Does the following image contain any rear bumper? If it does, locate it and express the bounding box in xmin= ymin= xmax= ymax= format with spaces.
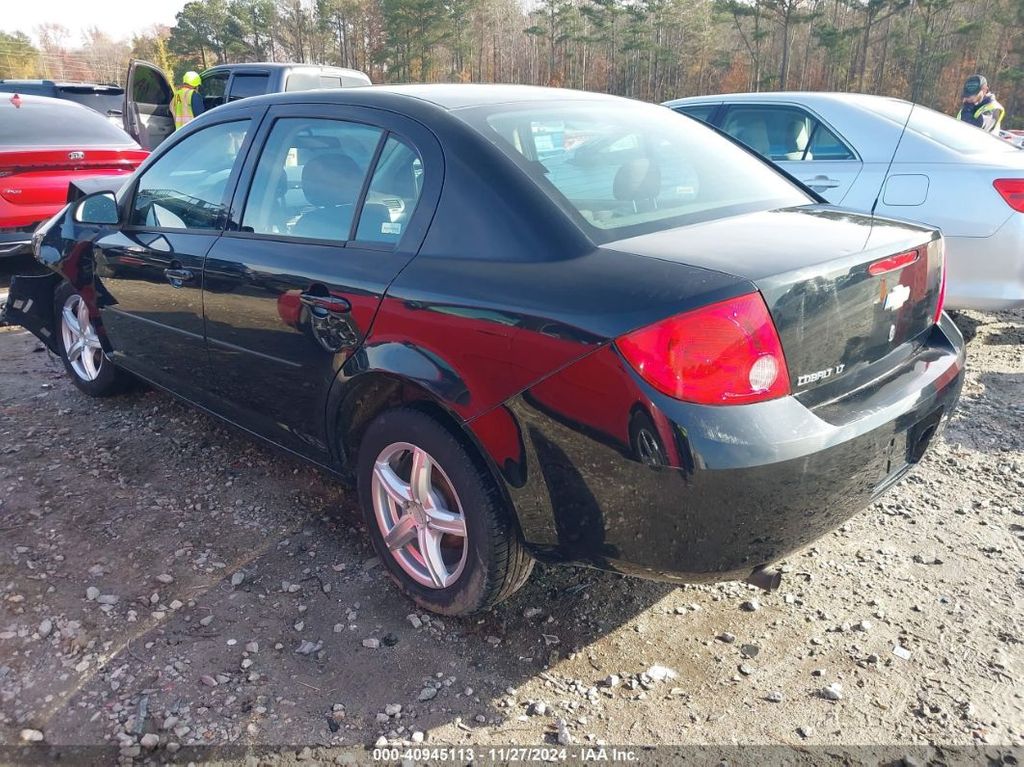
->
xmin=944 ymin=213 xmax=1024 ymax=310
xmin=493 ymin=315 xmax=965 ymax=583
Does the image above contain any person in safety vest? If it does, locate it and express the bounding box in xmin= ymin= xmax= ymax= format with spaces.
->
xmin=171 ymin=71 xmax=204 ymax=130
xmin=956 ymin=74 xmax=1005 ymax=134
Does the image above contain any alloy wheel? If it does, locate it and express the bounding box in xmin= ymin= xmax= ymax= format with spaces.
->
xmin=60 ymin=293 xmax=104 ymax=382
xmin=636 ymin=427 xmax=666 ymax=467
xmin=370 ymin=441 xmax=469 ymax=589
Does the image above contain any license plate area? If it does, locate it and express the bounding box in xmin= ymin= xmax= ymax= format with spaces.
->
xmin=871 ymin=406 xmax=944 ymax=497
xmin=906 ymin=407 xmax=944 ymax=464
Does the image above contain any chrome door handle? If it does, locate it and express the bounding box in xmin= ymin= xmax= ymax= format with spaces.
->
xmin=300 ymin=293 xmax=351 ymax=314
xmin=164 ymin=268 xmax=194 ymax=286
xmin=802 ymin=175 xmax=841 ymax=189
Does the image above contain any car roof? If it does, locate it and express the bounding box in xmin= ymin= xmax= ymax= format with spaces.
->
xmin=664 ymin=91 xmax=911 ymax=110
xmin=204 ymin=62 xmax=366 ymax=75
xmin=217 ymin=83 xmax=627 ymax=113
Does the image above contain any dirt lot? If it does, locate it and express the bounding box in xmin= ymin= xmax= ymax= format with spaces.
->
xmin=1 ymin=254 xmax=1023 ymax=758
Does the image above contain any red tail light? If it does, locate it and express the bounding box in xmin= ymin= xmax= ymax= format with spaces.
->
xmin=616 ymin=292 xmax=790 ymax=405
xmin=994 ymin=179 xmax=1024 ymax=212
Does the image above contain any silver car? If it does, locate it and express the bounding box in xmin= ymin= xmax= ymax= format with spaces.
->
xmin=664 ymin=92 xmax=1024 ymax=310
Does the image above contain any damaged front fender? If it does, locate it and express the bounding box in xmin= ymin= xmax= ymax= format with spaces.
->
xmin=1 ymin=272 xmax=62 ymax=353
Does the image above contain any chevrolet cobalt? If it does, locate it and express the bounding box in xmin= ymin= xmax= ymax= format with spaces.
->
xmin=3 ymin=85 xmax=964 ymax=615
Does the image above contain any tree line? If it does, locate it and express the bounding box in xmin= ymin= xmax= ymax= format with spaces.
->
xmin=1 ymin=0 xmax=1021 ymax=126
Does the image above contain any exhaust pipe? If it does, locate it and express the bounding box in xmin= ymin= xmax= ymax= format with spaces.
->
xmin=745 ymin=567 xmax=782 ymax=592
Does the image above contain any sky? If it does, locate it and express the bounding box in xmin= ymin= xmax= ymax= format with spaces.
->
xmin=3 ymin=0 xmax=188 ymax=45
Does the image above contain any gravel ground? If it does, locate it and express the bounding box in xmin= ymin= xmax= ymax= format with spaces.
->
xmin=1 ymin=255 xmax=1022 ymax=757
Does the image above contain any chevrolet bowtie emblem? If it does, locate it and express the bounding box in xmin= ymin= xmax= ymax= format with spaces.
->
xmin=884 ymin=283 xmax=910 ymax=312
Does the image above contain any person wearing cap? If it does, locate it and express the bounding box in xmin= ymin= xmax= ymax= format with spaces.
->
xmin=956 ymin=75 xmax=1005 ymax=134
xmin=171 ymin=71 xmax=205 ymax=130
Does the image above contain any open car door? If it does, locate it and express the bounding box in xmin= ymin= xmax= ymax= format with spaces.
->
xmin=124 ymin=59 xmax=174 ymax=151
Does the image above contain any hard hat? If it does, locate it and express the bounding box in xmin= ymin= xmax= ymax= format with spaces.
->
xmin=183 ymin=71 xmax=202 ymax=88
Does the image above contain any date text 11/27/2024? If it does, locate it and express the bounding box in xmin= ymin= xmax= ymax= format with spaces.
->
xmin=371 ymin=747 xmax=639 ymax=762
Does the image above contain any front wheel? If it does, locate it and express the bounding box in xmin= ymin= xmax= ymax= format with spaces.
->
xmin=55 ymin=283 xmax=129 ymax=397
xmin=357 ymin=408 xmax=533 ymax=616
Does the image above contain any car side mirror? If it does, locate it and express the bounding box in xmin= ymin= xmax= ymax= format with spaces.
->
xmin=73 ymin=191 xmax=120 ymax=226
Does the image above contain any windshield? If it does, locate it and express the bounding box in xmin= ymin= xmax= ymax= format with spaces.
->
xmin=905 ymin=104 xmax=1016 ymax=154
xmin=458 ymin=100 xmax=811 ymax=241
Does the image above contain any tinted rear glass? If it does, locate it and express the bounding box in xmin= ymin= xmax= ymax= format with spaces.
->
xmin=460 ymin=100 xmax=810 ymax=241
xmin=0 ymin=99 xmax=133 ymax=146
xmin=0 ymin=83 xmax=54 ymax=97
xmin=229 ymin=74 xmax=269 ymax=100
xmin=57 ymin=88 xmax=123 ymax=116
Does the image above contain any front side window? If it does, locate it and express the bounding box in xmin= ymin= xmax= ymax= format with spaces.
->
xmin=131 ymin=64 xmax=171 ymax=107
xmin=199 ymin=73 xmax=228 ymax=110
xmin=462 ymin=100 xmax=809 ymax=240
xmin=129 ymin=119 xmax=250 ymax=230
xmin=241 ymin=117 xmax=382 ymax=242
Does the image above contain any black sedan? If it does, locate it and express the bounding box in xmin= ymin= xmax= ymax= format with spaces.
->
xmin=2 ymin=85 xmax=964 ymax=616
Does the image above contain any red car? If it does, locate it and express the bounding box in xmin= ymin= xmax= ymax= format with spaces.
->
xmin=0 ymin=93 xmax=148 ymax=257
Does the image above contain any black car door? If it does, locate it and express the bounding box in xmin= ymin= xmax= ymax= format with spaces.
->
xmin=201 ymin=104 xmax=442 ymax=462
xmin=94 ymin=108 xmax=263 ymax=400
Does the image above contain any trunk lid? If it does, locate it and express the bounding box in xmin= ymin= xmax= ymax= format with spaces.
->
xmin=0 ymin=148 xmax=146 ymax=208
xmin=605 ymin=205 xmax=943 ymax=397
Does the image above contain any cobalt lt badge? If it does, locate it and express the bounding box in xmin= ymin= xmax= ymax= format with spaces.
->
xmin=68 ymin=151 xmax=85 ymax=160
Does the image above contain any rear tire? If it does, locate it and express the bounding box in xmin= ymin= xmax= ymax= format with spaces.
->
xmin=357 ymin=407 xmax=533 ymax=616
xmin=54 ymin=282 xmax=129 ymax=397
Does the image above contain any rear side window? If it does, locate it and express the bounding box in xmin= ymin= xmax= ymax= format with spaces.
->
xmin=320 ymin=76 xmax=343 ymax=88
xmin=673 ymin=105 xmax=716 ymax=123
xmin=241 ymin=117 xmax=382 ymax=242
xmin=355 ymin=135 xmax=423 ymax=244
xmin=466 ymin=101 xmax=808 ymax=239
xmin=720 ymin=106 xmax=854 ymax=161
xmin=130 ymin=120 xmax=250 ymax=230
xmin=0 ymin=99 xmax=133 ymax=146
xmin=286 ymin=72 xmax=319 ymax=91
xmin=228 ymin=74 xmax=269 ymax=101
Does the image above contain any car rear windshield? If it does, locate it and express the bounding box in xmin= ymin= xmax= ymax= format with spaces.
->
xmin=0 ymin=100 xmax=133 ymax=146
xmin=906 ymin=104 xmax=1017 ymax=154
xmin=459 ymin=100 xmax=811 ymax=241
xmin=57 ymin=87 xmax=123 ymax=117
